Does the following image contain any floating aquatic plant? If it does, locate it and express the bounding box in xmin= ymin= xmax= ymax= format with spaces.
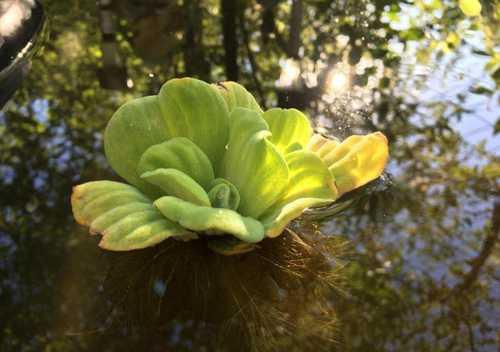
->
xmin=71 ymin=77 xmax=388 ymax=255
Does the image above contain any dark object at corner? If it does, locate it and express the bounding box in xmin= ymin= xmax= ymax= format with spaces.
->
xmin=0 ymin=0 xmax=45 ymax=110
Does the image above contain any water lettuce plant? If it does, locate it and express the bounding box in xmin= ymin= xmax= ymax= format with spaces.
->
xmin=71 ymin=78 xmax=388 ymax=255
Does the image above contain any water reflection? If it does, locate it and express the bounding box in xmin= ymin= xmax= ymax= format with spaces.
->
xmin=0 ymin=0 xmax=498 ymax=351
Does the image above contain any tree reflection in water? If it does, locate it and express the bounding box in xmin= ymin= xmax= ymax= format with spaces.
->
xmin=0 ymin=0 xmax=498 ymax=351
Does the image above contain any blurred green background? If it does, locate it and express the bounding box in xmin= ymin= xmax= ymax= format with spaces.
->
xmin=0 ymin=0 xmax=498 ymax=351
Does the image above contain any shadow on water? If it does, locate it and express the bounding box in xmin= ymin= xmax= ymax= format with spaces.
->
xmin=0 ymin=0 xmax=499 ymax=351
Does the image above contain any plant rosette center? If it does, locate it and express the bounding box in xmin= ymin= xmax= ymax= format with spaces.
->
xmin=71 ymin=78 xmax=389 ymax=255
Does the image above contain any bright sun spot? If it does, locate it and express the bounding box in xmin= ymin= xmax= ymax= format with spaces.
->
xmin=325 ymin=69 xmax=350 ymax=94
xmin=276 ymin=58 xmax=301 ymax=88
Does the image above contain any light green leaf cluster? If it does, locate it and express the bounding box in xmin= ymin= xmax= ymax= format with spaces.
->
xmin=71 ymin=78 xmax=389 ymax=254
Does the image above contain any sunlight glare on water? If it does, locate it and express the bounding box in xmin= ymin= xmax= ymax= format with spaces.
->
xmin=325 ymin=68 xmax=350 ymax=95
xmin=276 ymin=58 xmax=300 ymax=88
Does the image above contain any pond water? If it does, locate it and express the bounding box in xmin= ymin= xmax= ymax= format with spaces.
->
xmin=0 ymin=1 xmax=499 ymax=351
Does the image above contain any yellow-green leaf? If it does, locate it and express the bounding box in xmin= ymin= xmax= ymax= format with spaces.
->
xmin=140 ymin=168 xmax=211 ymax=206
xmin=263 ymin=108 xmax=313 ymax=153
xmin=260 ymin=150 xmax=338 ymax=237
xmin=71 ymin=181 xmax=189 ymax=250
xmin=281 ymin=150 xmax=338 ymax=203
xmin=327 ymin=132 xmax=389 ymax=195
xmin=220 ymin=108 xmax=289 ymax=218
xmin=154 ymin=196 xmax=265 ymax=243
xmin=307 ymin=133 xmax=341 ymax=166
xmin=137 ymin=137 xmax=214 ymax=190
xmin=104 ymin=96 xmax=169 ymax=198
xmin=212 ymin=81 xmax=263 ymax=113
xmin=263 ymin=198 xmax=334 ymax=238
xmin=158 ymin=77 xmax=230 ymax=170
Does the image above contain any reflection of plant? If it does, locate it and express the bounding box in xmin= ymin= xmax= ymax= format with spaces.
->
xmin=71 ymin=77 xmax=388 ymax=254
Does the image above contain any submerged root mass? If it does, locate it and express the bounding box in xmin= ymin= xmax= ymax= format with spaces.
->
xmin=95 ymin=225 xmax=347 ymax=351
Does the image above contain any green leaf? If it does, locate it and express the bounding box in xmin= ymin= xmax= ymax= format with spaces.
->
xmin=137 ymin=137 xmax=214 ymax=190
xmin=220 ymin=108 xmax=289 ymax=218
xmin=208 ymin=178 xmax=240 ymax=210
xmin=71 ymin=181 xmax=189 ymax=250
xmin=263 ymin=108 xmax=313 ymax=153
xmin=104 ymin=96 xmax=170 ymax=198
xmin=158 ymin=77 xmax=230 ymax=170
xmin=140 ymin=168 xmax=211 ymax=206
xmin=459 ymin=0 xmax=481 ymax=17
xmin=260 ymin=150 xmax=338 ymax=237
xmin=154 ymin=196 xmax=265 ymax=243
xmin=212 ymin=81 xmax=263 ymax=113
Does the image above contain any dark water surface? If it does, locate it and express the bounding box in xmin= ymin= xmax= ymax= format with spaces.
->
xmin=1 ymin=1 xmax=499 ymax=351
